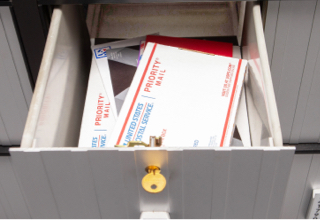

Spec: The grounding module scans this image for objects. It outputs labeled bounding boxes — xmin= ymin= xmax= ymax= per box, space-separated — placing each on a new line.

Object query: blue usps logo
xmin=94 ymin=47 xmax=110 ymax=59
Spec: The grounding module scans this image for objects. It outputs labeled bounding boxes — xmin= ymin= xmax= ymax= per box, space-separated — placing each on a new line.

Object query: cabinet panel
xmin=290 ymin=0 xmax=320 ymax=143
xmin=269 ymin=1 xmax=316 ymax=143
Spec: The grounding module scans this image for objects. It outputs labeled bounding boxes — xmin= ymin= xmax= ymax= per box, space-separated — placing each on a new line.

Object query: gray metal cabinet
xmin=4 ymin=0 xmax=320 ymax=218
xmin=4 ymin=2 xmax=297 ymax=218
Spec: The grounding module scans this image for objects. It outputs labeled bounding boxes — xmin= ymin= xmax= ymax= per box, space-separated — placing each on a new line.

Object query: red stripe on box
xmin=220 ymin=59 xmax=242 ymax=147
xmin=116 ymin=43 xmax=158 ymax=145
xmin=146 ymin=35 xmax=233 ymax=57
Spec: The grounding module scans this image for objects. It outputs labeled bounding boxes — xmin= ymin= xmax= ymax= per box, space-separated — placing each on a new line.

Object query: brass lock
xmin=141 ymin=166 xmax=166 ymax=194
xmin=115 ymin=136 xmax=162 ymax=148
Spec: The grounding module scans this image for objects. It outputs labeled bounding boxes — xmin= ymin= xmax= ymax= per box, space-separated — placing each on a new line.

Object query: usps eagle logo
xmin=94 ymin=47 xmax=109 ymax=59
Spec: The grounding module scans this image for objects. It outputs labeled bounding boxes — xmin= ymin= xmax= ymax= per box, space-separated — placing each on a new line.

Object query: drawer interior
xmin=21 ymin=2 xmax=281 ymax=149
xmin=86 ymin=2 xmax=242 ymax=39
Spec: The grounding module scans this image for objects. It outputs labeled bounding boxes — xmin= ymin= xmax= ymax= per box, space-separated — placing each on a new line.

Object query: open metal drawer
xmin=9 ymin=2 xmax=295 ymax=219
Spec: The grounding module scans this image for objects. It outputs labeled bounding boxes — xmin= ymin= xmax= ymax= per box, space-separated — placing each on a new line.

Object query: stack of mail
xmin=78 ymin=35 xmax=247 ymax=148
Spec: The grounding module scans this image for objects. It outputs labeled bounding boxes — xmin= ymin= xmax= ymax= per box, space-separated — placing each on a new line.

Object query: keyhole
xmin=151 ymin=184 xmax=157 ymax=189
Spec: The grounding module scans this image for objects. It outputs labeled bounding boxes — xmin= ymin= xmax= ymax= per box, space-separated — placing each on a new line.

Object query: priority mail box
xmin=78 ymin=38 xmax=142 ymax=148
xmin=109 ymin=43 xmax=247 ymax=147
xmin=78 ymin=56 xmax=116 ymax=148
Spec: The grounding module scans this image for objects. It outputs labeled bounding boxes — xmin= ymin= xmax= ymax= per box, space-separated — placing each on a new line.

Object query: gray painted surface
xmin=0 ymin=157 xmax=30 ymax=218
xmin=41 ymin=151 xmax=101 ymax=219
xmin=0 ymin=115 xmax=11 ymax=146
xmin=267 ymin=149 xmax=295 ymax=218
xmin=298 ymin=154 xmax=320 ymax=219
xmin=210 ymin=150 xmax=231 ymax=219
xmin=264 ymin=1 xmax=280 ymax=64
xmin=253 ymin=150 xmax=279 ymax=218
xmin=225 ymin=150 xmax=263 ymax=218
xmin=290 ymin=0 xmax=320 ymax=144
xmin=265 ymin=0 xmax=320 ymax=144
xmin=281 ymin=154 xmax=320 ymax=219
xmin=0 ymin=7 xmax=32 ymax=106
xmin=281 ymin=154 xmax=313 ymax=218
xmin=183 ymin=149 xmax=215 ymax=218
xmin=10 ymin=151 xmax=60 ymax=218
xmin=118 ymin=150 xmax=141 ymax=219
xmin=0 ymin=200 xmax=7 ymax=219
xmin=0 ymin=9 xmax=28 ymax=145
xmin=0 ymin=7 xmax=32 ymax=146
xmin=270 ymin=0 xmax=316 ymax=143
xmin=0 ymin=163 xmax=15 ymax=219
xmin=88 ymin=150 xmax=128 ymax=219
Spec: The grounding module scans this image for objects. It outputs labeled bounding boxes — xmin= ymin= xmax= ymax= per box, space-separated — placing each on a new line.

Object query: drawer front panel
xmin=11 ymin=148 xmax=294 ymax=218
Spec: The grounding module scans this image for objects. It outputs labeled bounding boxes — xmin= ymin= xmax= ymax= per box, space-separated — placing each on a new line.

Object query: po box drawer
xmin=10 ymin=3 xmax=295 ymax=219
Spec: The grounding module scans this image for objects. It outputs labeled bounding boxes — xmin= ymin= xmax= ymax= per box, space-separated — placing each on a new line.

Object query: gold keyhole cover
xmin=141 ymin=166 xmax=166 ymax=194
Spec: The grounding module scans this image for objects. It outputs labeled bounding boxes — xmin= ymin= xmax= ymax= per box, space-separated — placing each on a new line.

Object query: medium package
xmin=108 ymin=43 xmax=247 ymax=147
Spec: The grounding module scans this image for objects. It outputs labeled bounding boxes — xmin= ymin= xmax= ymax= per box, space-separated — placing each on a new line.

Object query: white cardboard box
xmin=78 ymin=38 xmax=143 ymax=148
xmin=78 ymin=56 xmax=116 ymax=148
xmin=109 ymin=42 xmax=247 ymax=147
